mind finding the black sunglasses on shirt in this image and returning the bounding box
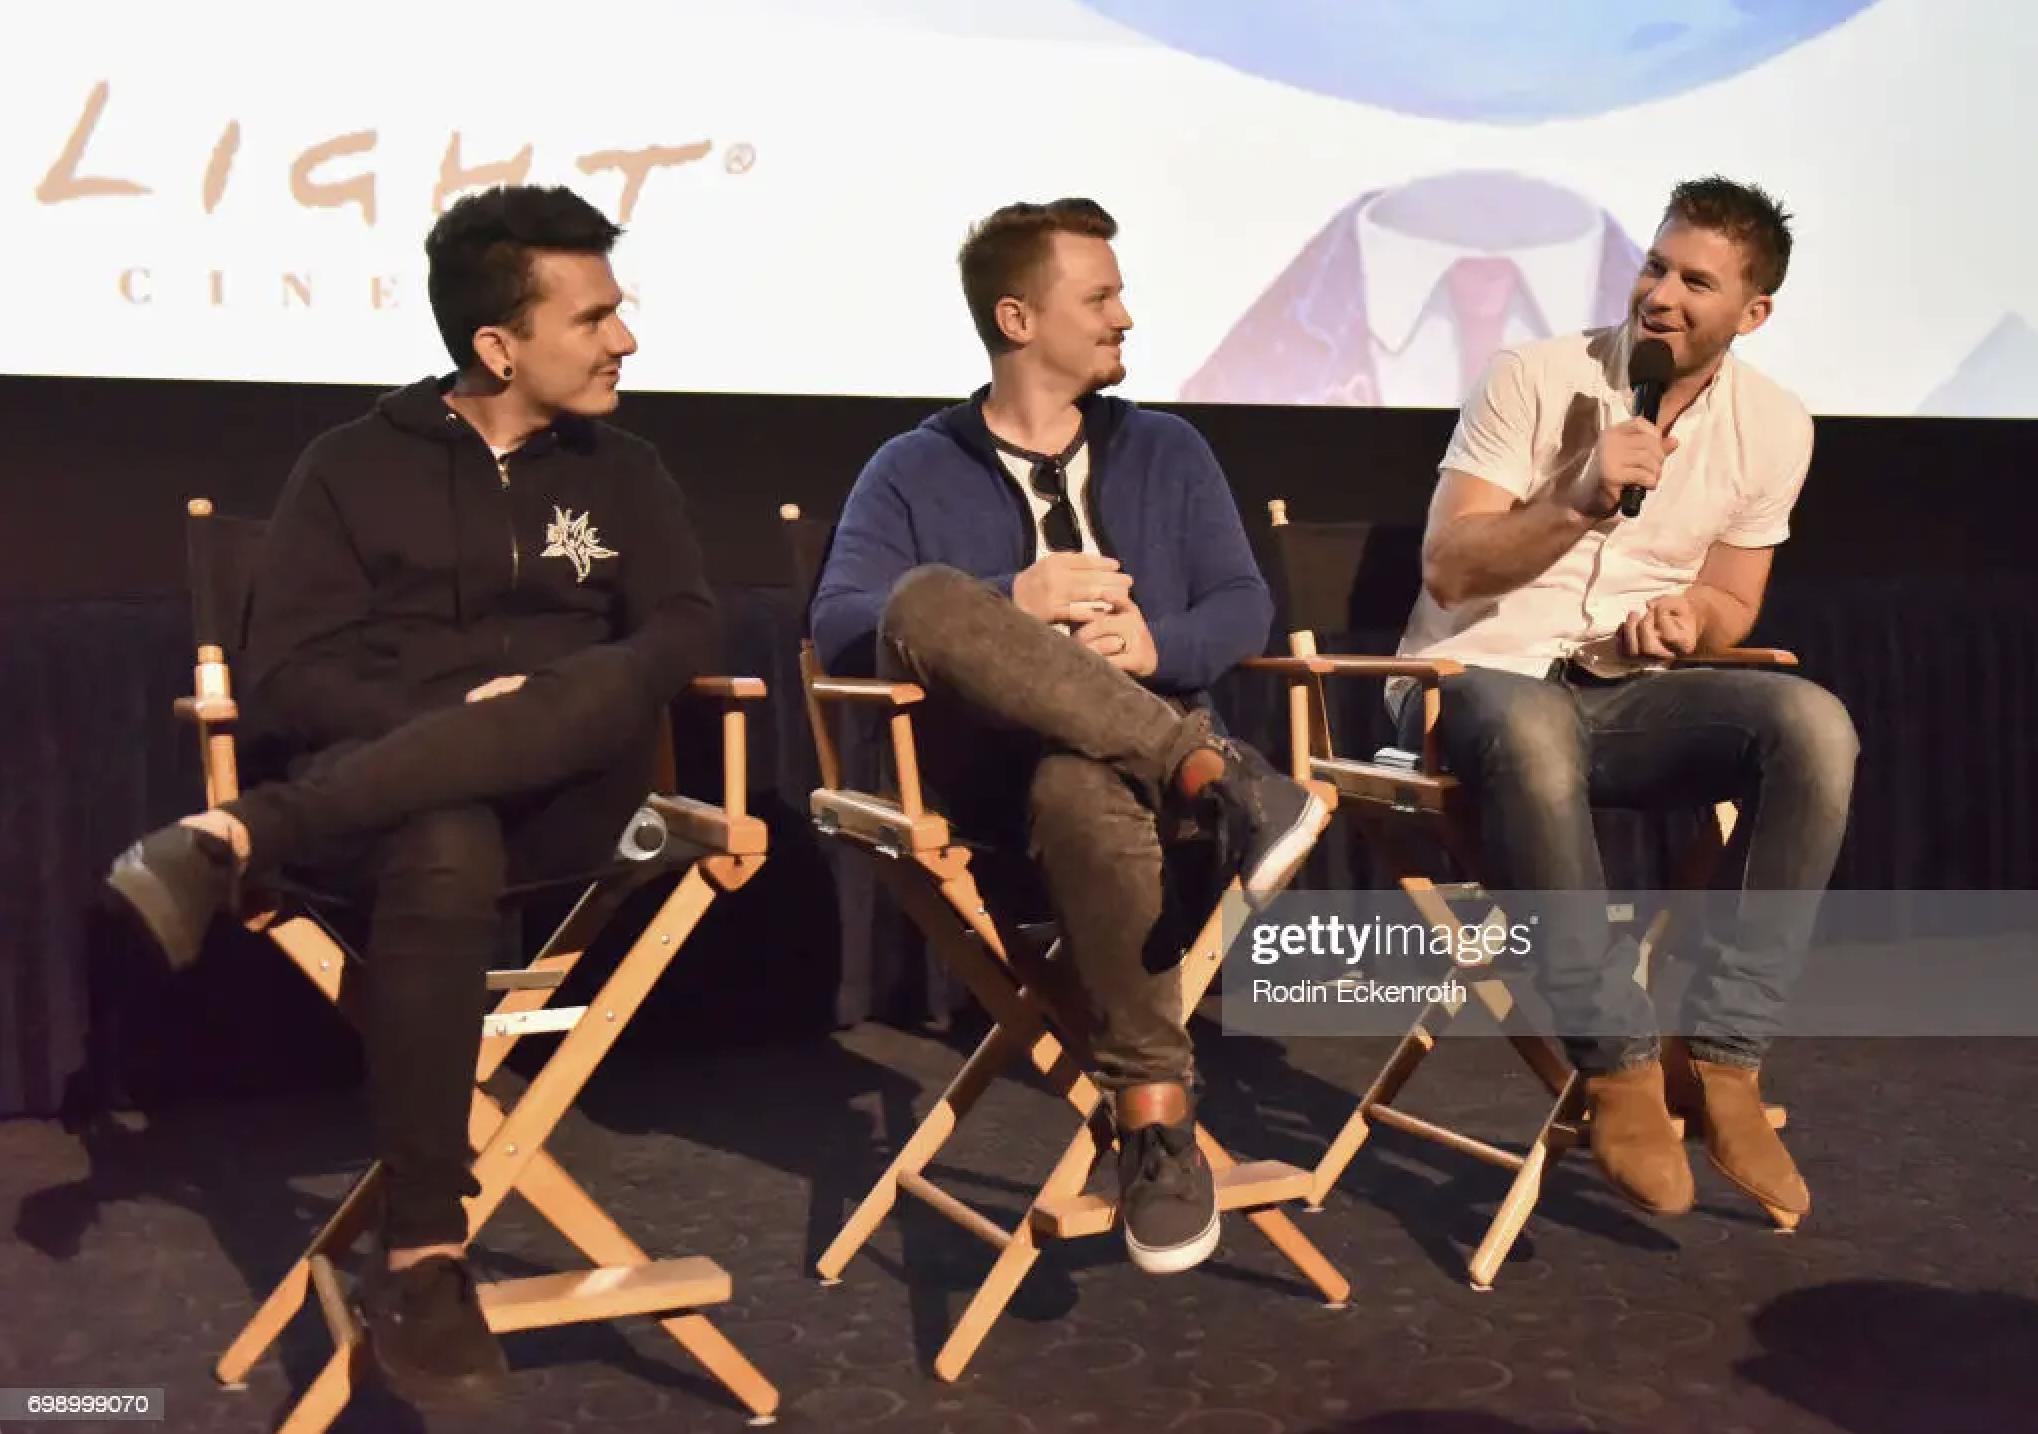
[1027,457,1084,554]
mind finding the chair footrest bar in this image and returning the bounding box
[478,1257,732,1334]
[480,1006,585,1039]
[1665,1104,1787,1139]
[1366,1105,1528,1171]
[485,968,567,992]
[896,1171,1012,1251]
[1030,1160,1313,1240]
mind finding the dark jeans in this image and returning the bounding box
[878,565,1218,1090]
[1400,662,1858,1074]
[229,645,660,1247]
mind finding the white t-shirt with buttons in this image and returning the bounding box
[1397,325,1814,678]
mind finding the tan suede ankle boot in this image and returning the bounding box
[1583,1059,1695,1215]
[1683,1051,1810,1217]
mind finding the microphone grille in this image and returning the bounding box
[1628,337,1674,387]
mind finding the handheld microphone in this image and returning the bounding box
[1621,337,1674,518]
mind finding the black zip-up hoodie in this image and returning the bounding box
[242,375,717,752]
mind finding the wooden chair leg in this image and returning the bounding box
[1760,1201,1804,1233]
[817,1016,1029,1282]
[831,846,1342,1379]
[266,1257,367,1434]
[1195,1127,1350,1306]
[933,1097,1109,1382]
[273,1349,361,1434]
[1323,796,1798,1284]
[224,834,762,1432]
[463,880,781,1419]
[657,1313,782,1421]
[462,868,720,1233]
[214,1163,382,1387]
[1466,1076,1582,1291]
[1306,1016,1440,1206]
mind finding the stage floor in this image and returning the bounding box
[6,1025,2036,1433]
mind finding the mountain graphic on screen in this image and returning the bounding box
[1078,1,1880,122]
[1918,315,2038,419]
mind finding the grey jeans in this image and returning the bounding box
[1400,661,1858,1073]
[878,565,1220,1088]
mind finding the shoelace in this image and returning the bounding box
[1126,1123,1199,1197]
[1197,781,1253,882]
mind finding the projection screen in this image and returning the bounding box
[5,0,2031,416]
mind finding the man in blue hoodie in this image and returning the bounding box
[813,198,1327,1276]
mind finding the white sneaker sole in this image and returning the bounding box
[1125,1207,1221,1275]
[1240,790,1329,909]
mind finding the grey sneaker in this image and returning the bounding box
[1201,741,1327,908]
[1118,1119,1220,1275]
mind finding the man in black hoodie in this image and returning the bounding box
[106,186,716,1403]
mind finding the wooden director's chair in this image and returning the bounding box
[777,504,1352,1380]
[1249,499,1796,1292]
[176,500,781,1429]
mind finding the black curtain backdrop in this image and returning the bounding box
[3,375,2033,1118]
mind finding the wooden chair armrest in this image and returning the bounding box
[1317,655,1465,681]
[1245,653,1462,779]
[810,677,925,707]
[1240,655,1336,676]
[647,793,767,856]
[685,675,768,701]
[173,695,240,723]
[809,788,952,854]
[1241,655,1464,682]
[802,678,934,820]
[1670,647,1799,669]
[671,675,767,823]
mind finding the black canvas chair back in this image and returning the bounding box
[778,502,835,627]
[1267,512,1422,646]
[184,503,267,661]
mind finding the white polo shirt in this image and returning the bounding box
[1396,325,1814,678]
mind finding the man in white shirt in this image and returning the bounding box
[1398,177,1858,1219]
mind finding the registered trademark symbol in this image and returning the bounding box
[724,142,756,175]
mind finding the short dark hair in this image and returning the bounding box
[425,185,623,368]
[1662,176,1794,296]
[958,198,1118,353]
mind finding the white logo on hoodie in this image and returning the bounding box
[541,506,619,582]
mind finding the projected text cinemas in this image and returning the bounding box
[1247,914,1534,969]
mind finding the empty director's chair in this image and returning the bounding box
[778,503,1351,1380]
[175,500,780,1429]
[1251,498,1795,1291]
